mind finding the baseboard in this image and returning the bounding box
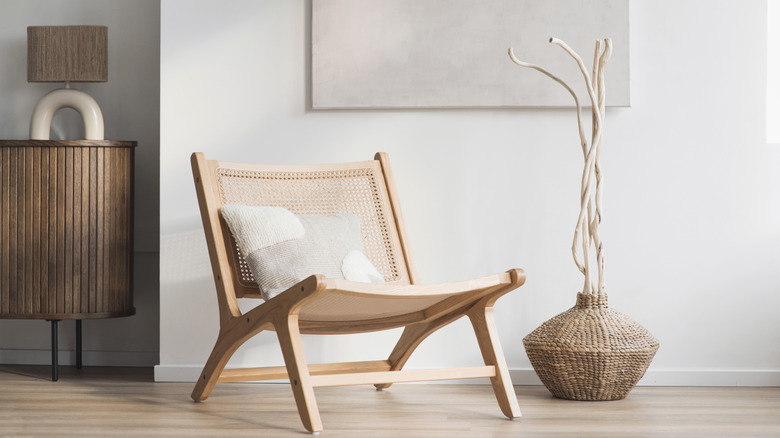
[634,369,780,387]
[510,369,780,387]
[153,365,780,387]
[0,349,158,367]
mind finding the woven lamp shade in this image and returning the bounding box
[27,25,107,83]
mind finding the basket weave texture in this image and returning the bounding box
[523,293,659,401]
[215,166,405,288]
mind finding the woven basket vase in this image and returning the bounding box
[523,293,659,401]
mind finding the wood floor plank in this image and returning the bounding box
[0,366,778,437]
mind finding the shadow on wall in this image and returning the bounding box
[160,221,213,287]
[160,217,220,361]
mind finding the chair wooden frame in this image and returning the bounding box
[190,152,526,433]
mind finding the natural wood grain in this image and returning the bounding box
[9,148,18,313]
[375,152,419,285]
[218,360,392,383]
[96,146,104,313]
[0,141,136,320]
[65,146,73,314]
[57,146,65,313]
[310,366,496,388]
[190,153,527,432]
[0,148,7,314]
[73,147,82,314]
[190,152,242,324]
[24,147,33,314]
[80,148,90,313]
[48,148,58,314]
[468,303,521,419]
[2,367,780,437]
[275,314,323,433]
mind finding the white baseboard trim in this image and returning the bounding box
[510,369,780,387]
[634,369,780,387]
[153,365,780,387]
[0,349,158,367]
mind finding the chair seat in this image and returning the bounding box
[298,272,511,325]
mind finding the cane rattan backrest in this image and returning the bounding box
[197,155,414,299]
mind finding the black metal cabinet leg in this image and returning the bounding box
[49,320,60,381]
[76,320,82,369]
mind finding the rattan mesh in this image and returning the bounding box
[215,166,403,291]
[523,293,659,400]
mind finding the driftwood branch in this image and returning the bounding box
[508,38,612,295]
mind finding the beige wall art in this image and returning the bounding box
[312,0,630,109]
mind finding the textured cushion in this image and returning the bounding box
[220,204,384,300]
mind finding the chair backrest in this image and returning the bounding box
[191,152,417,312]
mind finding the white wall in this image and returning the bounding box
[158,0,780,386]
[0,0,160,366]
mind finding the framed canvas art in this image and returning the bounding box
[312,0,630,109]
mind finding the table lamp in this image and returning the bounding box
[27,25,107,140]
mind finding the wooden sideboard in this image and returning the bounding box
[0,140,136,380]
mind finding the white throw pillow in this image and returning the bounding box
[220,204,385,300]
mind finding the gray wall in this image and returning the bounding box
[0,0,160,366]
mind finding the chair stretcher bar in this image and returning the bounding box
[217,360,496,387]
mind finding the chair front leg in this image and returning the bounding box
[468,304,521,419]
[191,332,240,401]
[192,309,276,401]
[275,314,323,433]
[192,318,260,401]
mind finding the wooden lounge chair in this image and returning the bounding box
[190,152,526,433]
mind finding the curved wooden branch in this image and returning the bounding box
[548,38,605,285]
[509,38,613,295]
[508,48,589,158]
[593,39,612,293]
[508,47,589,276]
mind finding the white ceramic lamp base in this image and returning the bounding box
[30,87,104,140]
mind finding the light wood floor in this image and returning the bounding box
[0,366,778,437]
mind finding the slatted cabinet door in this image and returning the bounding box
[0,140,135,320]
